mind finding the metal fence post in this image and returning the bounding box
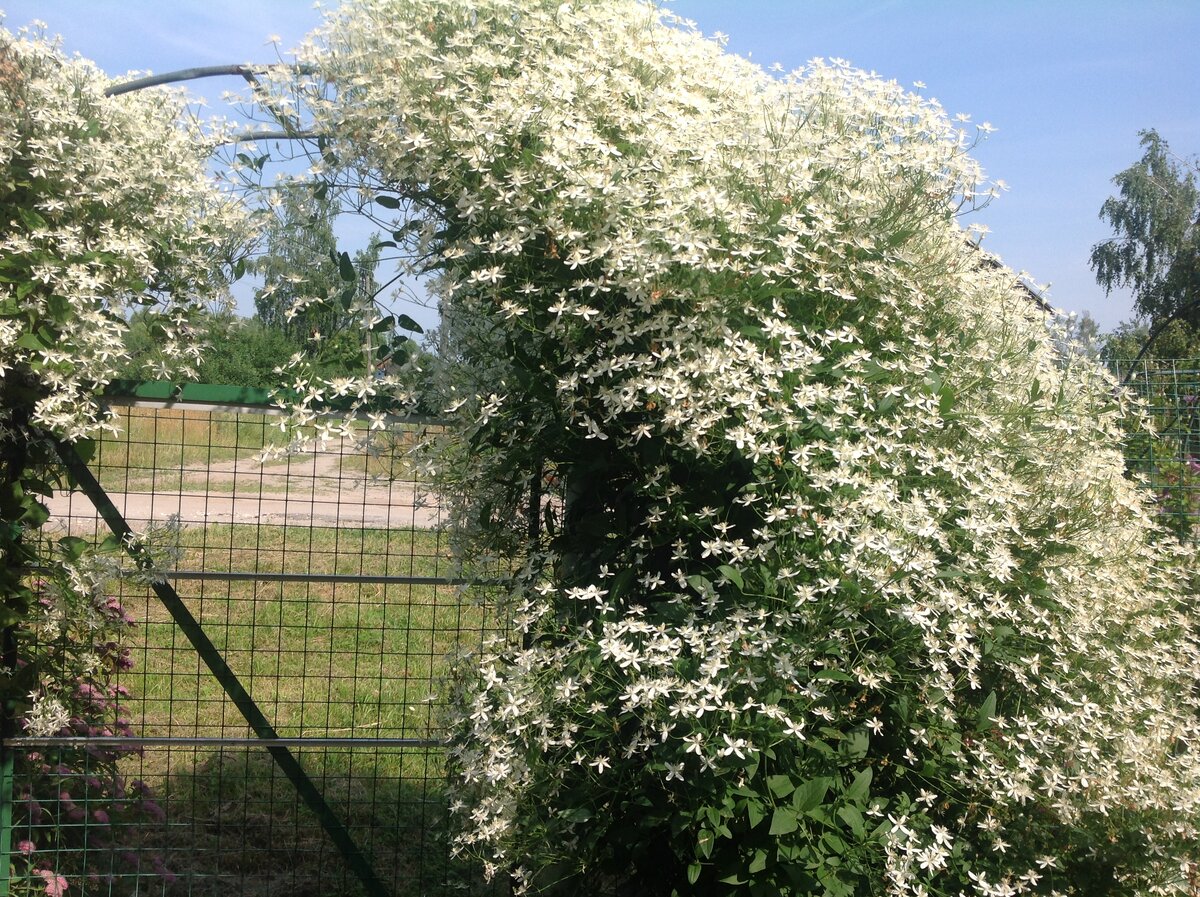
[0,680,12,897]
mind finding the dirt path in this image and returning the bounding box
[46,438,445,531]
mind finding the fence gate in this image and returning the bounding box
[1,385,506,896]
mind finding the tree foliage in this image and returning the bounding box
[1091,129,1200,327]
[253,182,389,376]
[1100,316,1200,363]
[123,311,303,389]
[254,182,343,337]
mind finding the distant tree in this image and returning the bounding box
[1090,130,1200,329]
[1053,309,1103,357]
[253,183,403,376]
[253,183,393,376]
[1101,316,1200,362]
[193,315,302,388]
[121,310,302,389]
[254,184,337,335]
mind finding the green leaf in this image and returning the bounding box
[844,767,872,803]
[697,827,715,859]
[791,777,830,813]
[1043,541,1076,556]
[817,868,855,897]
[235,152,265,172]
[836,805,865,838]
[16,331,48,351]
[73,438,97,466]
[748,849,768,874]
[46,294,70,322]
[687,863,702,886]
[22,477,55,498]
[976,690,997,732]
[821,832,848,856]
[20,499,49,527]
[935,565,967,580]
[57,536,90,561]
[338,251,356,283]
[938,384,956,416]
[840,730,869,761]
[717,564,744,590]
[766,775,794,799]
[375,194,402,209]
[396,313,424,334]
[747,800,766,829]
[769,806,799,836]
[17,206,47,229]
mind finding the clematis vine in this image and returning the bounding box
[277,0,1200,894]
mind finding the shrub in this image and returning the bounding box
[13,542,171,895]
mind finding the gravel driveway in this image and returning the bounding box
[46,438,445,532]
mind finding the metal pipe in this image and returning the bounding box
[4,736,442,749]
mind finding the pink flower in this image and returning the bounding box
[141,799,166,823]
[16,839,35,855]
[35,869,68,897]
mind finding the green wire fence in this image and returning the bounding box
[1113,358,1200,541]
[1,385,507,897]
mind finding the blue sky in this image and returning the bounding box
[4,1,1198,330]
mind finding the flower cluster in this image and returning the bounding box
[298,1,1200,893]
[0,22,245,439]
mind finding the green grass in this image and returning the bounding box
[96,406,276,475]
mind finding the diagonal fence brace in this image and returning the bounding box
[54,439,389,896]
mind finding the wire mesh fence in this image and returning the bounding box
[4,388,507,897]
[1112,358,1200,541]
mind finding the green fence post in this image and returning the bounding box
[0,625,16,897]
[0,727,11,897]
